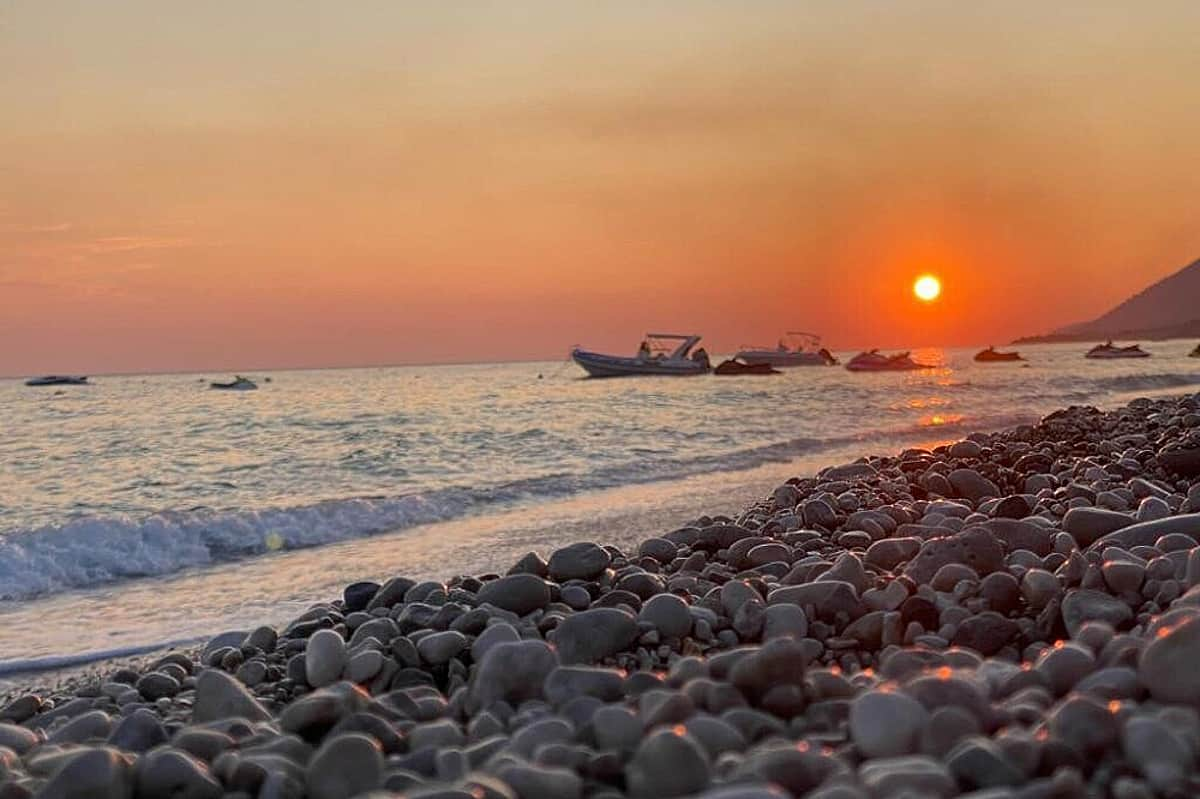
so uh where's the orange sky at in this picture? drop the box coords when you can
[3,2,1200,374]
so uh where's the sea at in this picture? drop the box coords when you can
[2,341,1198,678]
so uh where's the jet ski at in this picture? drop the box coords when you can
[844,350,934,372]
[210,376,258,391]
[974,347,1024,362]
[1085,342,1150,359]
[25,375,89,386]
[714,359,780,376]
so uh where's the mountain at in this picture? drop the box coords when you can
[1015,257,1200,343]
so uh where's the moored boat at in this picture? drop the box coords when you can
[736,332,838,367]
[571,334,711,378]
[25,375,89,387]
[210,376,258,391]
[844,350,934,372]
[714,359,780,376]
[1085,342,1150,359]
[974,346,1024,362]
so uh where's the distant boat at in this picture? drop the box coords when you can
[25,375,89,387]
[210,376,258,391]
[1189,343,1200,358]
[1086,342,1150,359]
[736,332,838,367]
[714,359,780,376]
[571,334,711,378]
[974,346,1024,363]
[845,350,934,372]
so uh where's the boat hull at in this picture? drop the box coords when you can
[1085,351,1150,359]
[25,376,89,386]
[974,352,1023,362]
[571,350,708,378]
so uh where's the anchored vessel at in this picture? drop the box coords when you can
[736,332,837,367]
[571,334,711,378]
[25,375,89,387]
[713,359,780,376]
[844,350,934,372]
[210,376,259,391]
[1086,342,1150,359]
[974,346,1024,362]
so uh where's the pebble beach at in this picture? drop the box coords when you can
[5,391,1200,799]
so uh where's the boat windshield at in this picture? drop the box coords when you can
[642,334,700,359]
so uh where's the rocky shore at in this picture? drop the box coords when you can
[5,393,1200,799]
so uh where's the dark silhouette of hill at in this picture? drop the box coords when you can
[1015,257,1200,343]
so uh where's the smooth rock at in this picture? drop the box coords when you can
[476,574,551,616]
[1061,589,1133,637]
[639,594,692,639]
[547,542,611,581]
[468,640,558,712]
[305,629,348,688]
[306,733,384,799]
[554,608,638,665]
[626,728,711,798]
[1139,613,1200,703]
[849,690,928,758]
[192,669,272,723]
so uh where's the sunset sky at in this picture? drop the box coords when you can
[3,1,1199,374]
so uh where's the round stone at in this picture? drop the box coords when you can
[306,733,384,799]
[849,690,929,758]
[1139,614,1200,703]
[548,542,611,581]
[476,574,551,615]
[417,630,468,665]
[626,728,711,798]
[639,594,693,639]
[305,629,347,688]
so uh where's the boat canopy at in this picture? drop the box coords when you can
[642,334,703,359]
[740,331,822,353]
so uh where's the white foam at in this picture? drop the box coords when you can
[0,493,473,601]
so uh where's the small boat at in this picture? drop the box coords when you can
[974,346,1024,363]
[1189,344,1200,358]
[210,376,258,391]
[736,332,838,367]
[714,359,780,376]
[25,375,89,387]
[844,350,934,372]
[1085,342,1150,359]
[571,334,711,378]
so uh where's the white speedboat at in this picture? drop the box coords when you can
[572,334,711,378]
[1085,342,1150,359]
[736,332,838,367]
[210,376,258,391]
[25,375,89,387]
[844,350,934,372]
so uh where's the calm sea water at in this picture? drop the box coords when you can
[2,341,1198,673]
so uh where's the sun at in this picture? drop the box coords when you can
[913,274,941,302]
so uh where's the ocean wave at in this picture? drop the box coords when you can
[1045,371,1200,395]
[0,410,1037,601]
[1093,372,1200,395]
[0,640,201,678]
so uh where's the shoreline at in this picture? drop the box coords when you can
[4,392,1200,797]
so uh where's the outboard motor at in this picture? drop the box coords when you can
[692,348,711,369]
